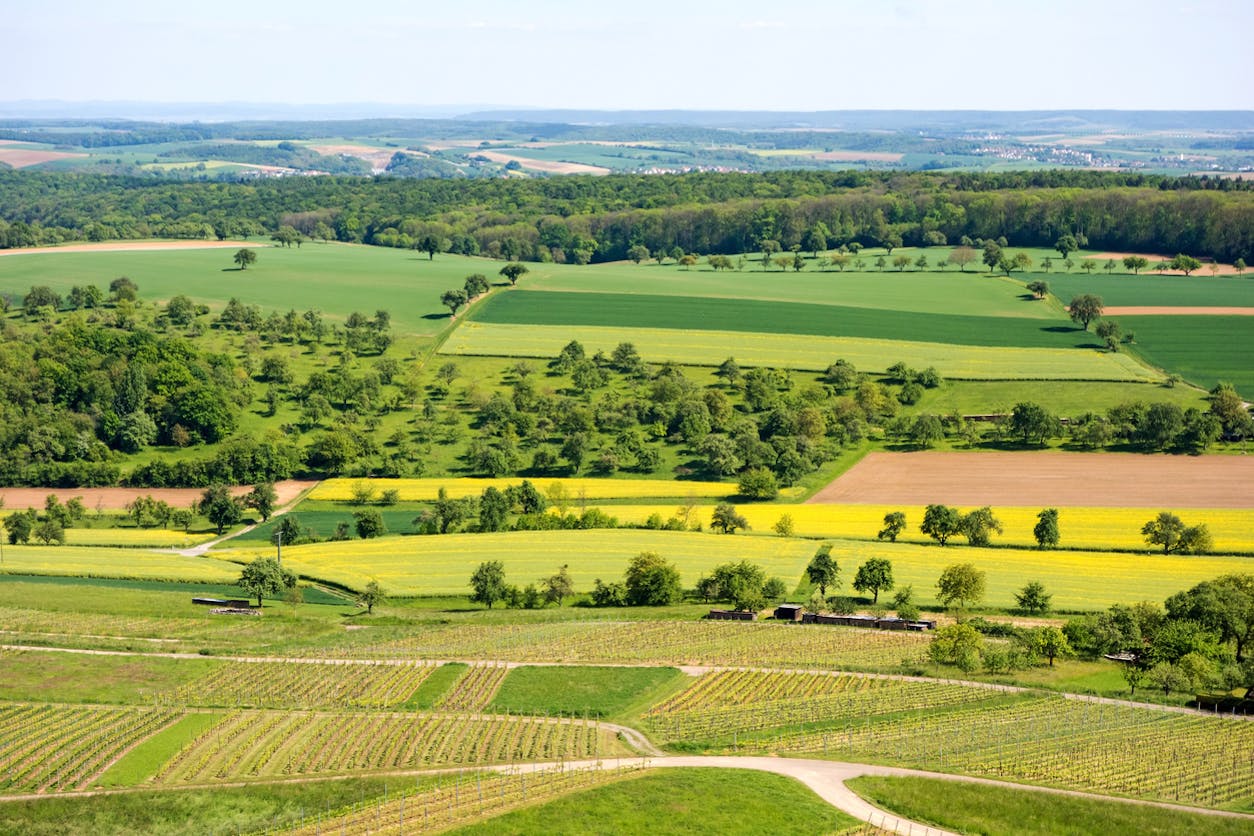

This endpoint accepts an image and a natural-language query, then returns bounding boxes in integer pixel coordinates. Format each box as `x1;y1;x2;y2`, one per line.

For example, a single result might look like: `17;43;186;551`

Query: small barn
774;603;804;622
707;609;757;621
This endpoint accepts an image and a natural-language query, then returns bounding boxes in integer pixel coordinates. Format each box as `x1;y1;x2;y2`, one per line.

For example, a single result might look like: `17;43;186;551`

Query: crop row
154;710;616;784
162;660;435;709
365;620;929;670
433;663;510;712
0;702;180;793
742;695;1254;807
645;676;999;742
274;764;643;836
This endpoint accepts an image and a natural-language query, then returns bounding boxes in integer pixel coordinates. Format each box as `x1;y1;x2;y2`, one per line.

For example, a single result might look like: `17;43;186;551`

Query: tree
1033;508;1060;549
478;486;510;532
441;289;469;317
1054;234;1078;262
1015;580;1052;614
737;467;779;500
4;511;34;545
627;244;650;264
1122;255;1149;274
1080;259;1097;274
711;503;749;534
712;560;768;611
1234;258;1246;274
353;509;386;539
1095;320;1122;351
1026;280;1049;299
772;514;795;537
464;273;490;298
469;561;508;608
920;504;962;546
806;545;840;597
947;246;977;272
936;563;986;609
542;564;574;606
1142;512;1212;555
33;518;65;545
198;485;242;535
23;285;62;312
1011;402;1060;446
624;551;682;606
166;294;198;325
802;222;828;256
928;623;983;672
1029;626;1072;666
998;252;1032;276
1068;294;1103;330
981;241;1002;272
244;483;278;522
1169;254;1202;276
878;511;906;542
1165;575;1254;661
499;263;529;286
357;580;386;614
238;557;295;607
233;249;257;270
959;506;1002;547
853;557;894;604
892;254;911;271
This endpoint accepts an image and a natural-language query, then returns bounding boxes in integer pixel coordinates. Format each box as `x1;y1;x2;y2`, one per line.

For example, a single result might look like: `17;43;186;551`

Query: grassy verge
97;712;224;787
488;665;687;720
402;662;468;708
0;652;218;704
448;768;861;835
845;775;1254;834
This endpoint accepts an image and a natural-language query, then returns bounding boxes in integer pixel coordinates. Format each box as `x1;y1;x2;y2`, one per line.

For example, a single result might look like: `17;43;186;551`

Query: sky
8;0;1253;114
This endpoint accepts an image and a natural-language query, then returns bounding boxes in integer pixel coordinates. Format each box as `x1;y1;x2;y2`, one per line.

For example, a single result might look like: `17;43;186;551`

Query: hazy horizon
10;0;1253;113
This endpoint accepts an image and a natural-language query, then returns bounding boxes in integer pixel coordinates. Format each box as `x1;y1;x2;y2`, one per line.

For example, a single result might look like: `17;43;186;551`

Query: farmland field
0;545;239;584
1117;315;1254;395
443;321;1159;380
1045;273;1254;308
810;451;1254;508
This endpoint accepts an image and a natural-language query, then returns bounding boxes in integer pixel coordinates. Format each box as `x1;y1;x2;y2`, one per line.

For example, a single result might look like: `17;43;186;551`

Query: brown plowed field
0;480;316;512
808;452;1254;508
1102;306;1254;316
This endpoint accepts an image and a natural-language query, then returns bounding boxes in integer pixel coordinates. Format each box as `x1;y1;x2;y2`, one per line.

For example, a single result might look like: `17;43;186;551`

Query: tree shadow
421;312;450;320
221;267;245;272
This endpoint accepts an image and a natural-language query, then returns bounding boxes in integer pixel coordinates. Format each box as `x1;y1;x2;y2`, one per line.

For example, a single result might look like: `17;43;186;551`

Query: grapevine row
163;660;435;709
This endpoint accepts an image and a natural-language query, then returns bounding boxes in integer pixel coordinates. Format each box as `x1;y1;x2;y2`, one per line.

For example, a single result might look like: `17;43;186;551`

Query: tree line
0;168;1249;261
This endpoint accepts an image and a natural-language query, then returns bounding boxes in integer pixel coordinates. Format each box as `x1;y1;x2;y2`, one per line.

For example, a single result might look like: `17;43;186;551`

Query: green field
847;775;1254;834
1046;272;1254;308
444;321;1159;380
1119;315;1254;396
489;666;687;719
472;289;1090;348
448;769;860;835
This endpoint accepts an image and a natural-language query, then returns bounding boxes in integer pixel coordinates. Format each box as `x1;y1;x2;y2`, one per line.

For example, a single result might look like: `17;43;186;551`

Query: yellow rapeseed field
63;528;216;548
0;546;237;584
307;477;754;502
596;504;1254;554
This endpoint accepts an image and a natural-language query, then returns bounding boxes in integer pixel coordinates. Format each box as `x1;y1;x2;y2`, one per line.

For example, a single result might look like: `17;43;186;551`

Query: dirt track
808;452;1254;508
0;241;256;257
1102;306;1254;316
0;480;316;512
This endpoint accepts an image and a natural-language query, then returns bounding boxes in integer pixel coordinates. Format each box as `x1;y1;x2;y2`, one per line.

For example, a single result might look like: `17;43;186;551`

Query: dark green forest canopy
0;169;1250;261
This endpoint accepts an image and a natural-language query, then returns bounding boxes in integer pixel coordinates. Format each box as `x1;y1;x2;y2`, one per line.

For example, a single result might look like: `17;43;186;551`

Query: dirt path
808;451;1254;508
1102;306;1254;316
0;240;258;256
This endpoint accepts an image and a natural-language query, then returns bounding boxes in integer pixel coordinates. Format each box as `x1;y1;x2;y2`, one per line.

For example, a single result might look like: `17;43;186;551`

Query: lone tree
469;560;508;609
936;563;986;609
1026;280;1050;299
233;249;257;270
1015;580;1053;615
244;483;278;522
1068;294;1104;330
877;511;907;542
1033;508;1060;549
1141;512;1213;555
624;551;682;606
542;564;574;607
1096;320;1122;352
238;557;296;607
499;263;529;286
853;557;894;604
711;503;749;534
198;484;242;535
440;289;469;317
418;234;441;260
357;580;386;614
920;504;962;546
805;545;840;597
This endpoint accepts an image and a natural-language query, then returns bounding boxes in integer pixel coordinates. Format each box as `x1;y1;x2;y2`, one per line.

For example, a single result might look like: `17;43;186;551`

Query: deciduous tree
853;557;894;603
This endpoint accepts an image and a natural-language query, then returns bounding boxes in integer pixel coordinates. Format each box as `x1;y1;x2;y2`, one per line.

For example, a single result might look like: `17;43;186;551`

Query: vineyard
268;764;642;835
365;620;930;669
644;670;1006;742
163;660;437;709
433;663;511;712
152;710;621;783
0;702;181;792
679;689;1254;808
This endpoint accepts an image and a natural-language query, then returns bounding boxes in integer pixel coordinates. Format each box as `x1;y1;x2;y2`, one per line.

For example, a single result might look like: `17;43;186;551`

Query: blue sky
9;0;1252;111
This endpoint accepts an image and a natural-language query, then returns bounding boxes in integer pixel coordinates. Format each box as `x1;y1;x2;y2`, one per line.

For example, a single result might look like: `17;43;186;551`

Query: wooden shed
774;604;804;622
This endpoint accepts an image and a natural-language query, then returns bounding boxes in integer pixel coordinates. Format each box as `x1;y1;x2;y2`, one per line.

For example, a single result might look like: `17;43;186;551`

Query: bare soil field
0;240;256;257
1089;252;1242;276
0;142;87;168
808;452;1254;508
309;144;397;170
475;151;611;175
1102;306;1254;316
0;480;317;512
